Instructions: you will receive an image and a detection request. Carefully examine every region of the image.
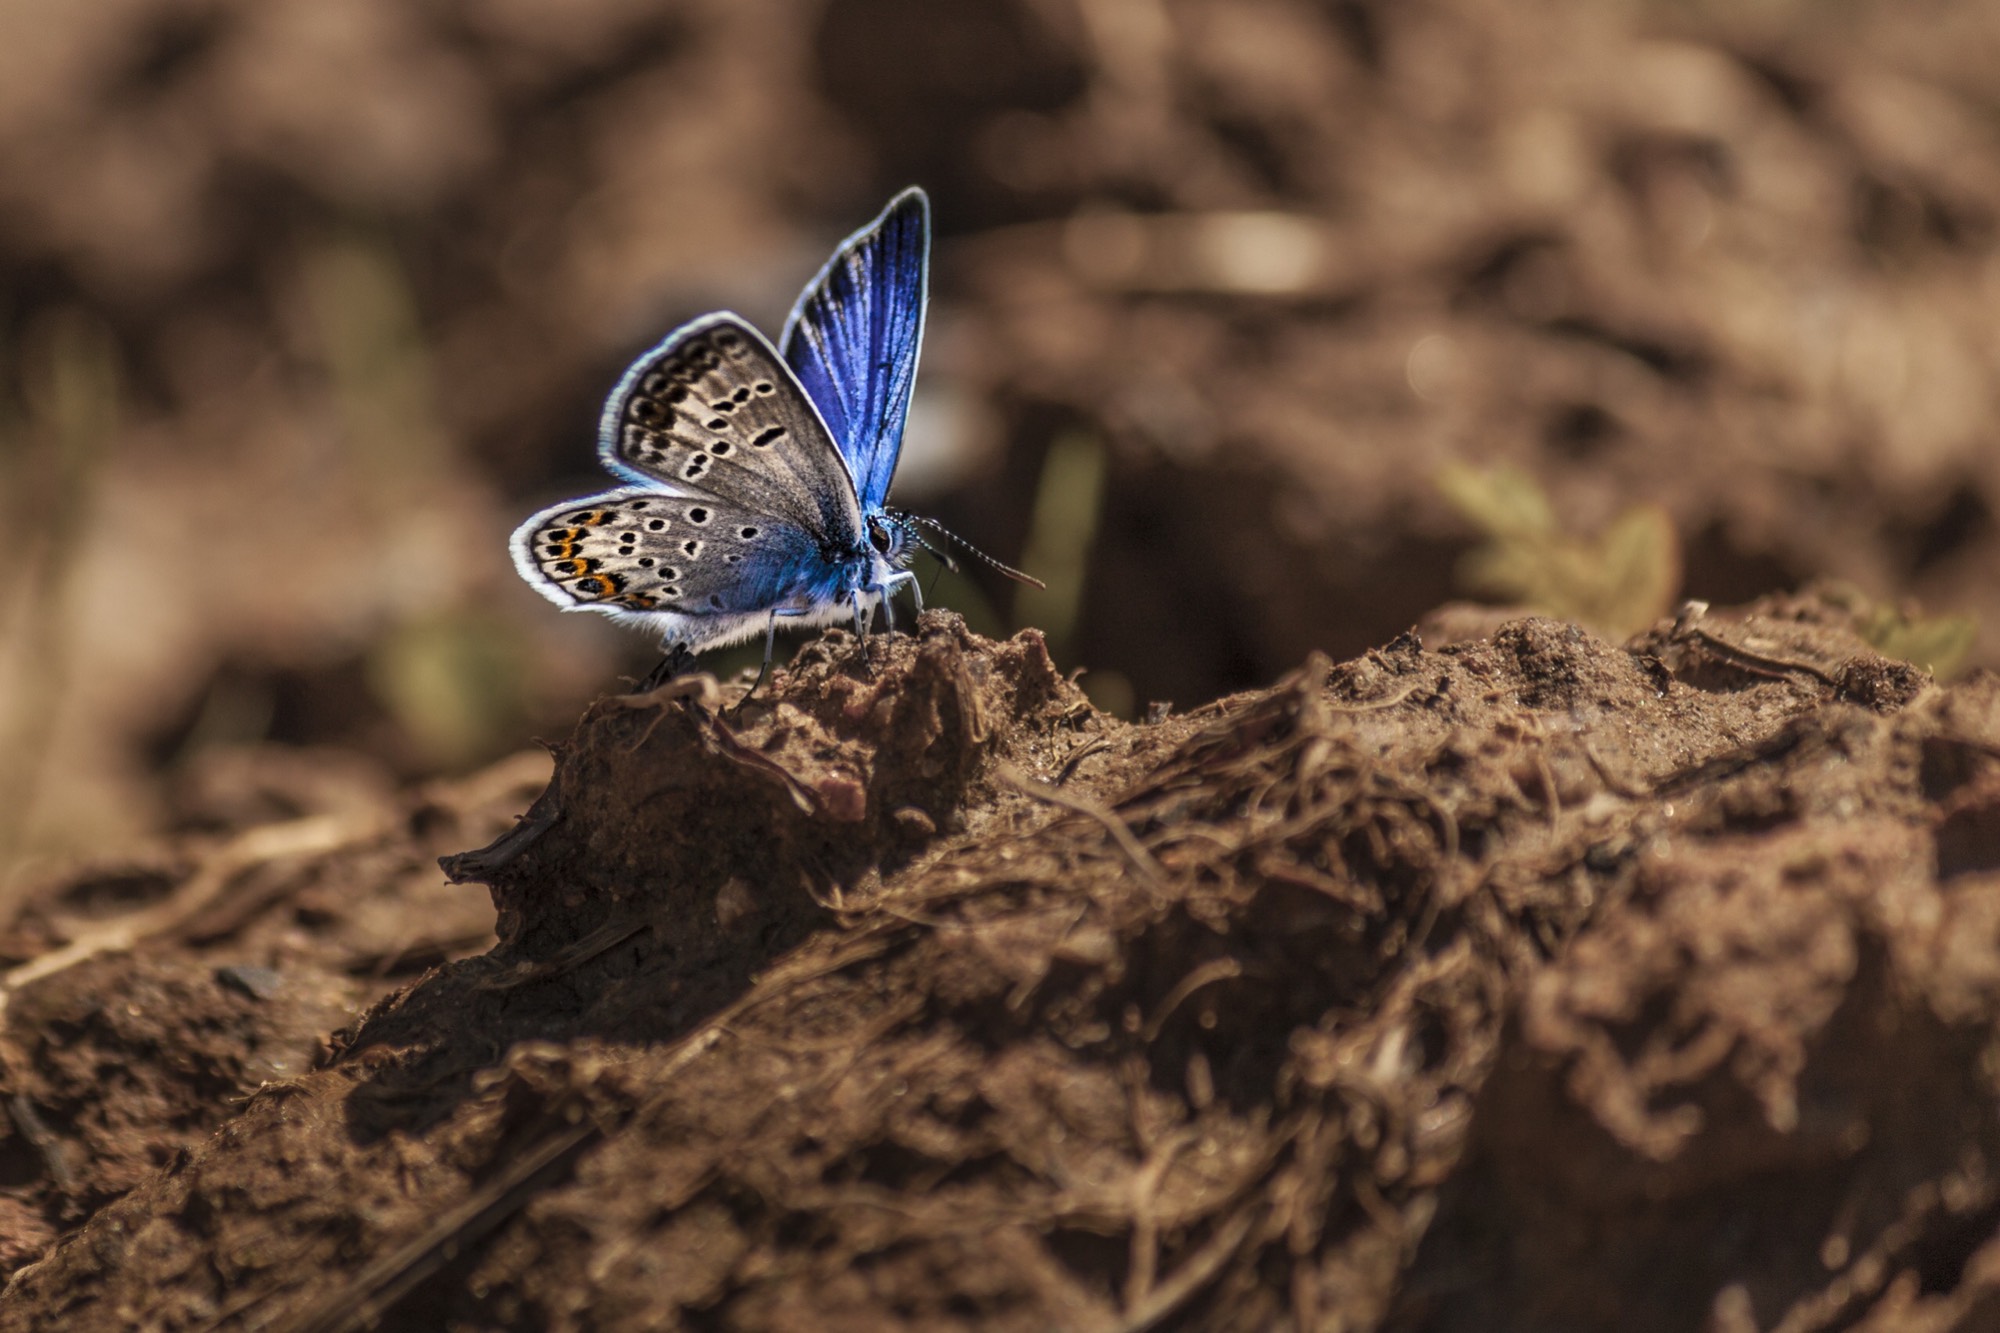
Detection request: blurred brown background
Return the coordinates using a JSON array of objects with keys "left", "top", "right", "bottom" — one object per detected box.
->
[{"left": 4, "top": 0, "right": 1999, "bottom": 880}]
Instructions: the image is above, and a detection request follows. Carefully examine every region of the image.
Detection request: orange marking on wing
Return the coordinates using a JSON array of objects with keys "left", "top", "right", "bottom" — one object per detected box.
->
[{"left": 542, "top": 527, "right": 586, "bottom": 559}]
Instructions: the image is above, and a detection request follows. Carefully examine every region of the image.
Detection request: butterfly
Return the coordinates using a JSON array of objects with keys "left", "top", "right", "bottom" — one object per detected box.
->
[{"left": 511, "top": 188, "right": 1032, "bottom": 682}]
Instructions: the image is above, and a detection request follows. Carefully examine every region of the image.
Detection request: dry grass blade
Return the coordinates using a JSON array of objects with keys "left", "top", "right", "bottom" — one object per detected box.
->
[
  {"left": 2, "top": 812, "right": 383, "bottom": 1017},
  {"left": 1114, "top": 1205, "right": 1263, "bottom": 1332},
  {"left": 1683, "top": 628, "right": 1841, "bottom": 687},
  {"left": 998, "top": 765, "right": 1170, "bottom": 896},
  {"left": 251, "top": 1111, "right": 603, "bottom": 1333}
]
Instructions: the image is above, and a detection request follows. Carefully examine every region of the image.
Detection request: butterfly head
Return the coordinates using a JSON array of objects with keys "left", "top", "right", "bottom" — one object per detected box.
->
[{"left": 865, "top": 511, "right": 920, "bottom": 572}]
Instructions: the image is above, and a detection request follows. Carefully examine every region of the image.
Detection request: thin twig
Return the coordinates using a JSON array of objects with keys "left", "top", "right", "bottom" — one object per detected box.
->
[
  {"left": 1123, "top": 1127, "right": 1198, "bottom": 1308},
  {"left": 1058, "top": 735, "right": 1110, "bottom": 783},
  {"left": 1322, "top": 681, "right": 1421, "bottom": 713},
  {"left": 3, "top": 813, "right": 379, "bottom": 1016},
  {"left": 1114, "top": 1205, "right": 1262, "bottom": 1333},
  {"left": 250, "top": 1026, "right": 731, "bottom": 1333},
  {"left": 998, "top": 766, "right": 1169, "bottom": 897},
  {"left": 256, "top": 1108, "right": 605, "bottom": 1333},
  {"left": 1577, "top": 737, "right": 1651, "bottom": 799},
  {"left": 8, "top": 1094, "right": 72, "bottom": 1191},
  {"left": 471, "top": 917, "right": 649, "bottom": 991},
  {"left": 1142, "top": 958, "right": 1244, "bottom": 1041},
  {"left": 1684, "top": 628, "right": 1840, "bottom": 687}
]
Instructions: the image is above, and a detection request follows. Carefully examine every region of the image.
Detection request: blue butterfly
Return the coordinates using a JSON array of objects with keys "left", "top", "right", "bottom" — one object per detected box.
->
[{"left": 512, "top": 189, "right": 1023, "bottom": 678}]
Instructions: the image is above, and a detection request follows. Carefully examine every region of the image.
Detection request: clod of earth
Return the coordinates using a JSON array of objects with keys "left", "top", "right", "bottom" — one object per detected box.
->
[{"left": 8, "top": 599, "right": 2000, "bottom": 1331}]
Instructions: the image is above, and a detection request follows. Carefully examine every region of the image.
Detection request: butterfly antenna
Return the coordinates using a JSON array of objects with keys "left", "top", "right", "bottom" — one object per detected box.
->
[
  {"left": 903, "top": 526, "right": 952, "bottom": 599},
  {"left": 903, "top": 513, "right": 1046, "bottom": 590},
  {"left": 904, "top": 523, "right": 959, "bottom": 573}
]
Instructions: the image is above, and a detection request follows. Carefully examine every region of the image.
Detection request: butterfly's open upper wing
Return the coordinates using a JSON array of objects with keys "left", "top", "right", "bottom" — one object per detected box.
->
[
  {"left": 597, "top": 313, "right": 863, "bottom": 546},
  {"left": 779, "top": 187, "right": 929, "bottom": 515}
]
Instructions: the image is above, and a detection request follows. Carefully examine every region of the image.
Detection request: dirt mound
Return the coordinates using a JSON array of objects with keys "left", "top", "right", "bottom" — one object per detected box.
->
[
  {"left": 12, "top": 0, "right": 2000, "bottom": 873},
  {"left": 5, "top": 599, "right": 1998, "bottom": 1329}
]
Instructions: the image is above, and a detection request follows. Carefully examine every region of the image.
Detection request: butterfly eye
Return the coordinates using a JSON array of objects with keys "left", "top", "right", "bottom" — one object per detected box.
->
[{"left": 867, "top": 517, "right": 893, "bottom": 555}]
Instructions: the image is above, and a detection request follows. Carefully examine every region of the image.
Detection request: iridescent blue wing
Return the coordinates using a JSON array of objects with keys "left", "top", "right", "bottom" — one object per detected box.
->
[
  {"left": 779, "top": 188, "right": 929, "bottom": 515},
  {"left": 598, "top": 313, "right": 863, "bottom": 547}
]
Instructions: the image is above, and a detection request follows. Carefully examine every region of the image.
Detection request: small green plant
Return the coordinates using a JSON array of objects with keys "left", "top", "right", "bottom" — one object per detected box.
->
[
  {"left": 1436, "top": 462, "right": 1681, "bottom": 640},
  {"left": 0, "top": 309, "right": 120, "bottom": 869},
  {"left": 1015, "top": 431, "right": 1108, "bottom": 664},
  {"left": 1817, "top": 581, "right": 1977, "bottom": 681}
]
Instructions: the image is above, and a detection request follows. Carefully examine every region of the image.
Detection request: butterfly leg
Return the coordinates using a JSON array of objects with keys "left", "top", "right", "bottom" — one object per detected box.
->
[
  {"left": 891, "top": 569, "right": 922, "bottom": 621},
  {"left": 873, "top": 571, "right": 920, "bottom": 636},
  {"left": 636, "top": 640, "right": 696, "bottom": 692},
  {"left": 732, "top": 612, "right": 782, "bottom": 710}
]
